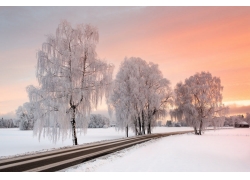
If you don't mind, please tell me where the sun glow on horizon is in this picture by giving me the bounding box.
[223,100,250,107]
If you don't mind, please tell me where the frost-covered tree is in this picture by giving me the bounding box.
[16,102,35,130]
[170,108,184,123]
[0,118,16,128]
[88,114,110,128]
[108,58,138,137]
[143,62,173,134]
[224,115,244,126]
[210,116,226,129]
[28,20,114,145]
[0,118,3,128]
[245,113,250,124]
[108,57,172,136]
[172,72,228,135]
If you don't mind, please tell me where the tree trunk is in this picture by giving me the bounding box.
[194,126,198,135]
[147,122,151,134]
[126,125,128,137]
[138,116,142,135]
[71,108,78,145]
[198,120,203,135]
[134,120,138,136]
[147,113,152,134]
[26,118,30,130]
[142,111,145,135]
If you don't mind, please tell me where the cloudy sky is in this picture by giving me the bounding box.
[1,6,250,118]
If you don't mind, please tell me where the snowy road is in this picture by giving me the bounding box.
[0,130,193,172]
[0,127,194,158]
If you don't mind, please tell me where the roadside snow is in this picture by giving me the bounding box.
[0,127,192,158]
[62,128,250,172]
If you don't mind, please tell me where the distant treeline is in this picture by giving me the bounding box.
[1,114,111,130]
[0,118,19,128]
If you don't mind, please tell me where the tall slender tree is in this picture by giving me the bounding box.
[28,20,114,145]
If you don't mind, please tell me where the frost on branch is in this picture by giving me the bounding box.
[28,20,114,144]
[108,57,173,137]
[171,71,229,135]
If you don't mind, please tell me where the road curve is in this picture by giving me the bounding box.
[0,130,193,172]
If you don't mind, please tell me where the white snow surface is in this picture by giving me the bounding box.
[62,128,250,172]
[0,127,192,158]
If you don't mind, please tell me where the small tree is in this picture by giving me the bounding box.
[16,102,35,130]
[88,114,110,128]
[173,71,228,135]
[245,113,250,124]
[28,20,114,145]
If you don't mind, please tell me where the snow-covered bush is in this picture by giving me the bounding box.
[88,114,110,128]
[16,102,35,130]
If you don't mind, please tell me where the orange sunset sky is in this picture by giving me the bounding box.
[0,6,250,119]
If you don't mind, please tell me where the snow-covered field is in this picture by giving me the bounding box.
[1,127,249,172]
[0,127,192,158]
[61,128,250,172]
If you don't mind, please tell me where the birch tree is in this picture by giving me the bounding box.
[108,58,138,137]
[143,62,173,134]
[28,20,114,145]
[108,57,172,136]
[172,71,228,135]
